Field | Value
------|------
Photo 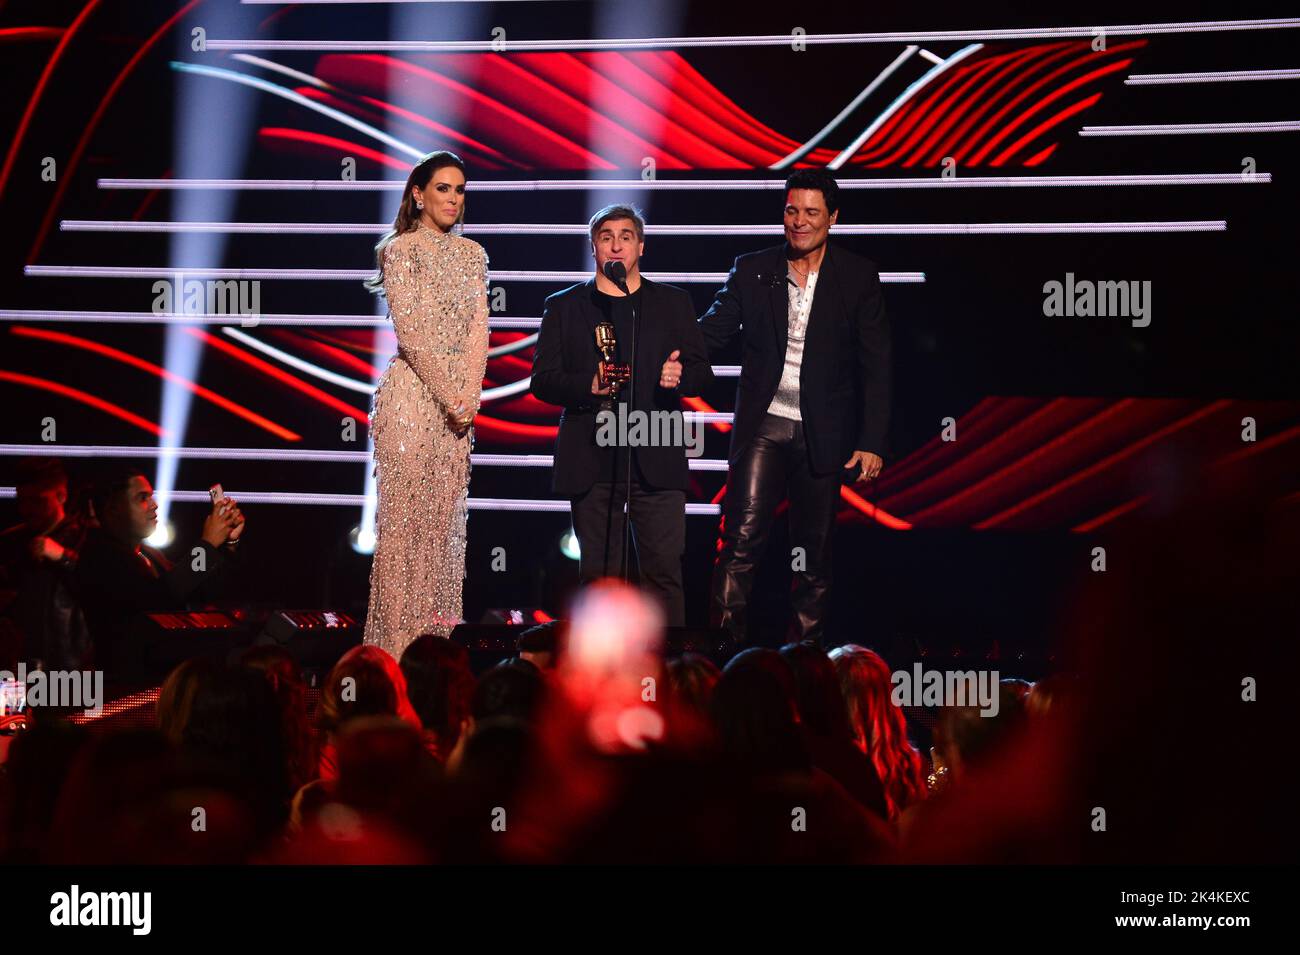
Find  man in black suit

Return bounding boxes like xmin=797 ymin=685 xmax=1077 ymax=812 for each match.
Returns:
xmin=699 ymin=169 xmax=891 ymax=646
xmin=531 ymin=204 xmax=714 ymax=626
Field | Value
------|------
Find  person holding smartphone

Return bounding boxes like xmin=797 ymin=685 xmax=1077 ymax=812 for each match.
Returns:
xmin=76 ymin=465 xmax=244 ymax=680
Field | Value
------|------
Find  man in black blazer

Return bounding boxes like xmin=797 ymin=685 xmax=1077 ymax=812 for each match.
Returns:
xmin=699 ymin=169 xmax=891 ymax=646
xmin=531 ymin=204 xmax=714 ymax=626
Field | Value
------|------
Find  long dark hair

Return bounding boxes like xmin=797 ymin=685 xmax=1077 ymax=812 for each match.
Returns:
xmin=710 ymin=649 xmax=809 ymax=775
xmin=240 ymin=645 xmax=316 ymax=794
xmin=364 ymin=150 xmax=466 ymax=294
xmin=829 ymin=645 xmax=927 ymax=820
xmin=779 ymin=641 xmax=854 ymax=741
xmin=399 ymin=634 xmax=477 ymax=755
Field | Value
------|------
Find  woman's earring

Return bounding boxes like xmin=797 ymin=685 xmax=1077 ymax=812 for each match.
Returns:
xmin=415 ymin=199 xmax=424 ymax=210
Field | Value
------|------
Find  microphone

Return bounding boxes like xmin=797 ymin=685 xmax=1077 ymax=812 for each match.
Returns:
xmin=602 ymin=259 xmax=629 ymax=291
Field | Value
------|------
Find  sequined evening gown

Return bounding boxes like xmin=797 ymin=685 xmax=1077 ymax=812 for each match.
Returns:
xmin=364 ymin=222 xmax=490 ymax=658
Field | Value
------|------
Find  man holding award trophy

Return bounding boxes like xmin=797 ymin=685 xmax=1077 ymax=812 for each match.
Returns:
xmin=531 ymin=205 xmax=714 ymax=627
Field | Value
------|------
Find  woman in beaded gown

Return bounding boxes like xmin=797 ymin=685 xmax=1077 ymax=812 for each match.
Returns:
xmin=362 ymin=151 xmax=490 ymax=658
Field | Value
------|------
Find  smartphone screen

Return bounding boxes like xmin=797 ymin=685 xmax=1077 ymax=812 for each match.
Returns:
xmin=0 ymin=680 xmax=26 ymax=717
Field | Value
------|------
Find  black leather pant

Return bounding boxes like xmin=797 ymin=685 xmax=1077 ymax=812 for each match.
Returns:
xmin=710 ymin=413 xmax=841 ymax=645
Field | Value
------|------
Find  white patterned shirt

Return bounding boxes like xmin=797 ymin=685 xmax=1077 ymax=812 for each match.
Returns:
xmin=766 ymin=263 xmax=819 ymax=421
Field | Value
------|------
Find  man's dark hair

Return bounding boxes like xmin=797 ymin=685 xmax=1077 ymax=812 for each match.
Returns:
xmin=517 ymin=620 xmax=559 ymax=655
xmin=710 ymin=648 xmax=810 ymax=775
xmin=784 ymin=168 xmax=840 ymax=216
xmin=15 ymin=457 xmax=67 ymax=493
xmin=400 ymin=635 xmax=476 ymax=750
xmin=471 ymin=659 xmax=543 ymax=725
xmin=779 ymin=640 xmax=854 ymax=741
xmin=89 ymin=464 xmax=147 ymax=520
xmin=588 ymin=203 xmax=646 ymax=244
xmin=665 ymin=653 xmax=720 ymax=711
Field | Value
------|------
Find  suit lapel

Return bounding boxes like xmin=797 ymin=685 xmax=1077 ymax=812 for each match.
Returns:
xmin=767 ymin=250 xmax=789 ymax=357
xmin=584 ymin=278 xmax=603 ymax=335
xmin=631 ymin=279 xmax=652 ymax=403
xmin=801 ymin=243 xmax=836 ymax=366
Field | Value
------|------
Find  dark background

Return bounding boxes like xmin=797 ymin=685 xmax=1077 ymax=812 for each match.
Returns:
xmin=2 ymin=1 xmax=1296 ymax=658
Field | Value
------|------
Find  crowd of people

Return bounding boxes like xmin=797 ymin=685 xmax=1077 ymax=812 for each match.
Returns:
xmin=1 ymin=599 xmax=1050 ymax=863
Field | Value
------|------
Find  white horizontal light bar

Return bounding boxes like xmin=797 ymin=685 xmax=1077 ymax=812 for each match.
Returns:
xmin=202 ymin=19 xmax=1300 ymax=52
xmin=1080 ymin=121 xmax=1300 ymax=135
xmin=96 ymin=173 xmax=1273 ymax=191
xmin=20 ymin=265 xmax=927 ymax=284
xmin=1126 ymin=69 xmax=1300 ymax=84
xmin=60 ymin=219 xmax=1229 ymax=235
xmin=0 ymin=486 xmax=723 ymax=513
xmin=0 ymin=444 xmax=733 ymax=469
xmin=0 ymin=309 xmax=545 ymax=329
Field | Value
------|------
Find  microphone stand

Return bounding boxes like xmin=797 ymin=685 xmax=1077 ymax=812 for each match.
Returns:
xmin=596 ymin=264 xmax=638 ymax=588
xmin=593 ymin=321 xmax=620 ymax=581
xmin=620 ymin=281 xmax=638 ymax=585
